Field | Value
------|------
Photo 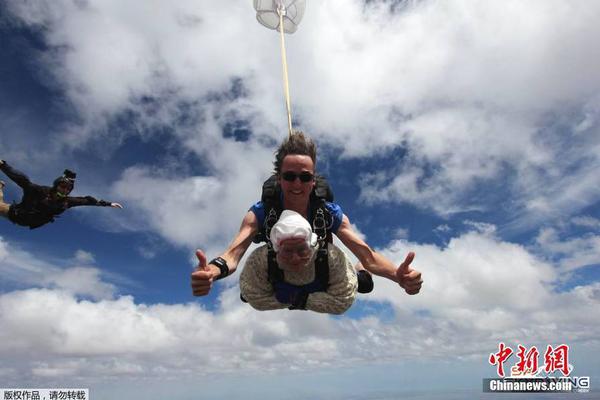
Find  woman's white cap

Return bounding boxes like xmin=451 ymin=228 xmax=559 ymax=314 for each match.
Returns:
xmin=270 ymin=210 xmax=318 ymax=252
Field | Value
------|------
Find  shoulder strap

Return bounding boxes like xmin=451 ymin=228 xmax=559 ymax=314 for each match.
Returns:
xmin=313 ymin=243 xmax=330 ymax=291
xmin=267 ymin=248 xmax=284 ymax=285
xmin=310 ymin=174 xmax=334 ymax=243
xmin=254 ymin=174 xmax=335 ymax=244
xmin=310 ymin=200 xmax=333 ymax=244
xmin=253 ymin=175 xmax=283 ymax=244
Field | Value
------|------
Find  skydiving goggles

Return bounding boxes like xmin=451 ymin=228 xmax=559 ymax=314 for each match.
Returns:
xmin=281 ymin=171 xmax=314 ymax=183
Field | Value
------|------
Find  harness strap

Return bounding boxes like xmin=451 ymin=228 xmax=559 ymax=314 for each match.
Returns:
xmin=314 ymin=244 xmax=329 ymax=289
xmin=267 ymin=247 xmax=284 ymax=285
xmin=255 ymin=174 xmax=333 ymax=302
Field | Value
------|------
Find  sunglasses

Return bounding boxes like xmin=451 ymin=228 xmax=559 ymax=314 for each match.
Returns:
xmin=281 ymin=171 xmax=314 ymax=183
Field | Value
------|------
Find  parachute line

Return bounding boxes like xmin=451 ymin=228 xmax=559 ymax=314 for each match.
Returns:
xmin=254 ymin=0 xmax=306 ymax=138
xmin=278 ymin=5 xmax=294 ymax=137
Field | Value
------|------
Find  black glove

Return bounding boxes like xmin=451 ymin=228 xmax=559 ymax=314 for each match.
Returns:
xmin=357 ymin=270 xmax=374 ymax=293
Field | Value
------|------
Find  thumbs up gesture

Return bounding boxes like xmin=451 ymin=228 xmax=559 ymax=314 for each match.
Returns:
xmin=191 ymin=250 xmax=220 ymax=296
xmin=396 ymin=252 xmax=423 ymax=295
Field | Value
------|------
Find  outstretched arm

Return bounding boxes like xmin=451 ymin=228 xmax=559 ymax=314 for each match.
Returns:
xmin=67 ymin=196 xmax=123 ymax=208
xmin=336 ymin=214 xmax=396 ymax=279
xmin=191 ymin=210 xmax=259 ymax=296
xmin=336 ymin=214 xmax=423 ymax=295
xmin=0 ymin=160 xmax=33 ymax=189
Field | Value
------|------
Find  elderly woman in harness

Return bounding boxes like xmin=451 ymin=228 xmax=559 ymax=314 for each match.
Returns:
xmin=191 ymin=131 xmax=423 ymax=302
xmin=240 ymin=209 xmax=357 ymax=314
xmin=0 ymin=159 xmax=123 ymax=229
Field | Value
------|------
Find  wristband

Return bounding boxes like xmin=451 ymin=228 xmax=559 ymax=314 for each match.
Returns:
xmin=209 ymin=257 xmax=229 ymax=280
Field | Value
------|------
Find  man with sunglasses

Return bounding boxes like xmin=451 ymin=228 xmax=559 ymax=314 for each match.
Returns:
xmin=191 ymin=131 xmax=423 ymax=299
xmin=0 ymin=159 xmax=123 ymax=229
xmin=240 ymin=209 xmax=357 ymax=313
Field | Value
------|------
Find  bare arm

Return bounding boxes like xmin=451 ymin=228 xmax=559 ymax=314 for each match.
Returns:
xmin=336 ymin=214 xmax=423 ymax=295
xmin=191 ymin=211 xmax=259 ymax=296
xmin=336 ymin=214 xmax=397 ymax=280
xmin=221 ymin=211 xmax=259 ymax=274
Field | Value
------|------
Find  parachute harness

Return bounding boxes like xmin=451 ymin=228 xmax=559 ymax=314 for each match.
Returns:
xmin=246 ymin=174 xmax=333 ymax=309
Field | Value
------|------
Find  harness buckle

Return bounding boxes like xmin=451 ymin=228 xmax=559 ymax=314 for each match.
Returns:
xmin=313 ymin=208 xmax=332 ymax=243
xmin=264 ymin=208 xmax=279 ymax=244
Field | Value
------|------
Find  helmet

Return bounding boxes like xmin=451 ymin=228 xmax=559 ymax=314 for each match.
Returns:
xmin=53 ymin=169 xmax=76 ymax=194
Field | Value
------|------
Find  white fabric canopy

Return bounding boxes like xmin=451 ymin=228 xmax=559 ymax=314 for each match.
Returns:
xmin=253 ymin=0 xmax=306 ymax=34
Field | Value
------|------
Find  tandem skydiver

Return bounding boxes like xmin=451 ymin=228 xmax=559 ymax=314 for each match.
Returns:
xmin=0 ymin=159 xmax=123 ymax=229
xmin=191 ymin=131 xmax=423 ymax=306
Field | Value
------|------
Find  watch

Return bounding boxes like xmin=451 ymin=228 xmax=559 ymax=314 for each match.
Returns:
xmin=209 ymin=257 xmax=229 ymax=280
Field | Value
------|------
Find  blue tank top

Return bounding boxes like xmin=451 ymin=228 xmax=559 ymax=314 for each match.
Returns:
xmin=249 ymin=200 xmax=344 ymax=234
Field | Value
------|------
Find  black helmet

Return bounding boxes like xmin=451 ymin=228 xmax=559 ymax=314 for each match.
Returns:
xmin=53 ymin=169 xmax=76 ymax=192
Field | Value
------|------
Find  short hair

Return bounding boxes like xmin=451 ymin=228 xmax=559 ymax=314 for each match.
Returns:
xmin=273 ymin=131 xmax=317 ymax=174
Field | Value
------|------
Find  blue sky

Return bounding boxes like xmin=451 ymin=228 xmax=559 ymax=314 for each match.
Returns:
xmin=1 ymin=0 xmax=599 ymax=399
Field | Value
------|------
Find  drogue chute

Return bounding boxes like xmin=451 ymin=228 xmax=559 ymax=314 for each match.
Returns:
xmin=253 ymin=0 xmax=306 ymax=34
xmin=253 ymin=0 xmax=306 ymax=137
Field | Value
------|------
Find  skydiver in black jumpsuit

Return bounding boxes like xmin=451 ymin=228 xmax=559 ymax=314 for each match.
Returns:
xmin=0 ymin=159 xmax=123 ymax=229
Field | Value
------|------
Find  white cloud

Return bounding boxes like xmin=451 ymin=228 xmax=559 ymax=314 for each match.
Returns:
xmin=6 ymin=0 xmax=261 ymax=117
xmin=0 ymin=237 xmax=116 ymax=300
xmin=73 ymin=249 xmax=95 ymax=264
xmin=110 ymin=153 xmax=269 ymax=250
xmin=1 ymin=225 xmax=599 ymax=385
xmin=434 ymin=224 xmax=451 ymax=233
xmin=393 ymin=227 xmax=410 ymax=240
xmin=535 ymin=227 xmax=600 ymax=272
xmin=463 ymin=220 xmax=497 ymax=235
xmin=41 ymin=267 xmax=115 ymax=300
xmin=372 ymin=229 xmax=557 ymax=313
xmin=3 ymin=0 xmax=600 ymax=238
xmin=571 ymin=215 xmax=600 ymax=230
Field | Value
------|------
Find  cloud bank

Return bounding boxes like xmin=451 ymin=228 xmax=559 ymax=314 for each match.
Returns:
xmin=1 ymin=224 xmax=599 ymax=384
